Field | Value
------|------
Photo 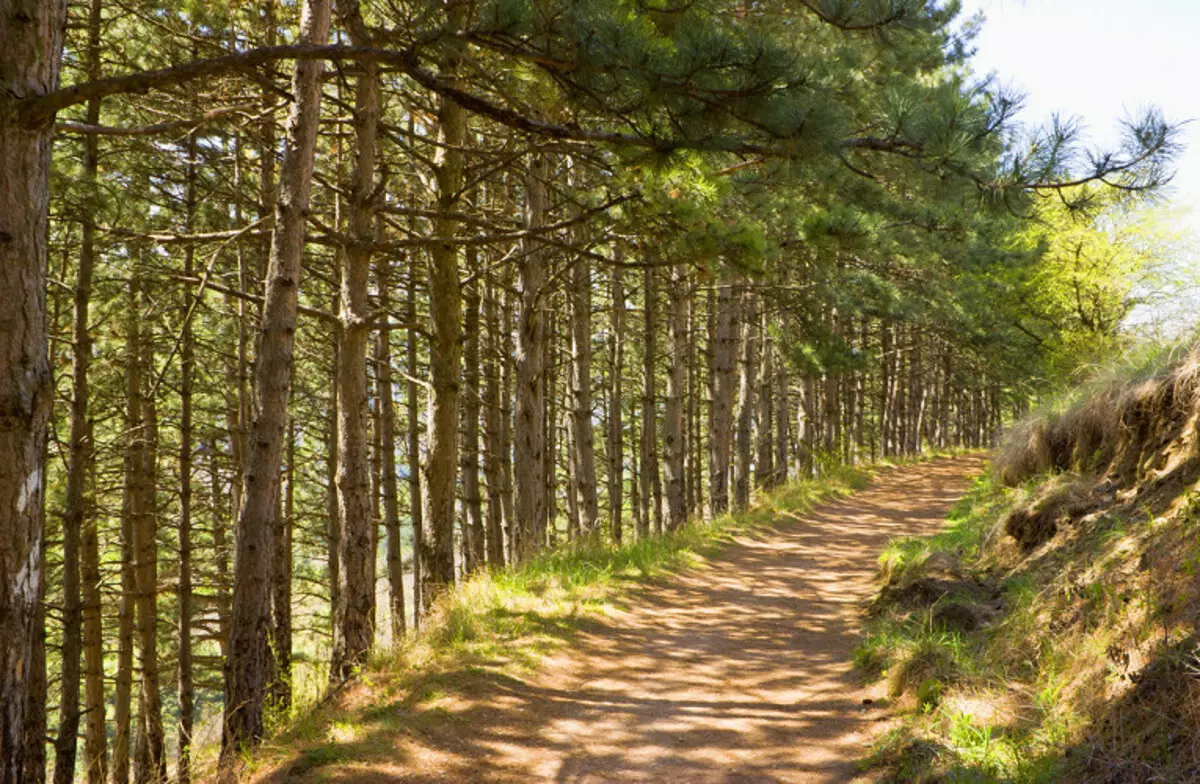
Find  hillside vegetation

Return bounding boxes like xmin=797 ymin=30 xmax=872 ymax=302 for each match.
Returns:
xmin=858 ymin=342 xmax=1200 ymax=782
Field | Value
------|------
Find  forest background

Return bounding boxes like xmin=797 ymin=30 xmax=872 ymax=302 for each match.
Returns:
xmin=0 ymin=0 xmax=1194 ymax=782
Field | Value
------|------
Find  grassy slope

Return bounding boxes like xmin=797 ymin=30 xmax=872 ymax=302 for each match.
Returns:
xmin=227 ymin=462 xmax=898 ymax=781
xmin=858 ymin=366 xmax=1200 ymax=784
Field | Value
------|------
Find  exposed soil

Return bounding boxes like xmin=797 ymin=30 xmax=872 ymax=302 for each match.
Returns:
xmin=274 ymin=456 xmax=985 ymax=783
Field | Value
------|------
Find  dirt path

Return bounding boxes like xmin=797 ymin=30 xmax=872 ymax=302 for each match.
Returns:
xmin=289 ymin=456 xmax=984 ymax=783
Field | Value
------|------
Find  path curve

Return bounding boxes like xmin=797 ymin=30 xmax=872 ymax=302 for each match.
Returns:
xmin=293 ymin=455 xmax=984 ymax=783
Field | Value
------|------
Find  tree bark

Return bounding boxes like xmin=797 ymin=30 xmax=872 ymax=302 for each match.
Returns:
xmin=376 ymin=265 xmax=406 ymax=642
xmin=664 ymin=264 xmax=689 ymax=530
xmin=734 ymin=294 xmax=759 ymax=511
xmin=755 ymin=313 xmax=775 ymax=490
xmin=175 ymin=123 xmax=198 ymax=784
xmin=482 ymin=275 xmax=506 ymax=567
xmin=0 ymin=0 xmax=63 ymax=775
xmin=23 ymin=536 xmax=46 ymax=784
xmin=271 ymin=421 xmax=294 ymax=708
xmin=405 ymin=276 xmax=423 ymax=627
xmin=113 ymin=274 xmax=141 ymax=784
xmin=514 ymin=154 xmax=549 ymax=559
xmin=708 ymin=282 xmax=740 ymax=516
xmin=461 ymin=273 xmax=484 ymax=570
xmin=133 ymin=345 xmax=165 ymax=784
xmin=640 ymin=264 xmax=660 ymax=537
xmin=332 ymin=0 xmax=380 ymax=677
xmin=420 ymin=0 xmax=469 ymax=607
xmin=57 ymin=0 xmax=102 ymax=774
xmin=567 ymin=190 xmax=599 ymax=537
xmin=223 ymin=0 xmax=330 ymax=756
xmin=606 ymin=263 xmax=625 ymax=545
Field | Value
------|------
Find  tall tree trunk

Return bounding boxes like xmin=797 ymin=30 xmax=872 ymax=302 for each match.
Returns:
xmin=640 ymin=264 xmax=660 ymax=536
xmin=332 ymin=0 xmax=380 ymax=676
xmin=24 ymin=529 xmax=46 ymax=783
xmin=113 ymin=275 xmax=142 ymax=784
xmin=708 ymin=282 xmax=740 ymax=516
xmin=24 ymin=539 xmax=46 ymax=784
xmin=734 ymin=295 xmax=759 ymax=511
xmin=567 ymin=203 xmax=599 ymax=537
xmin=58 ymin=0 xmax=103 ymax=773
xmin=326 ymin=322 xmax=341 ymax=643
xmin=482 ymin=275 xmax=506 ymax=567
xmin=0 ymin=0 xmax=64 ymax=775
xmin=664 ymin=264 xmax=689 ymax=531
xmin=461 ymin=273 xmax=484 ymax=571
xmin=500 ymin=269 xmax=517 ymax=558
xmin=405 ymin=273 xmax=423 ymax=627
xmin=775 ymin=349 xmax=790 ymax=487
xmin=376 ymin=266 xmax=406 ymax=642
xmin=271 ymin=421 xmax=294 ymax=707
xmin=175 ymin=124 xmax=198 ymax=784
xmin=421 ymin=0 xmax=469 ymax=607
xmin=544 ymin=307 xmax=559 ymax=547
xmin=606 ymin=263 xmax=625 ymax=545
xmin=223 ymin=0 xmax=330 ymax=756
xmin=514 ymin=154 xmax=549 ymax=559
xmin=686 ymin=285 xmax=702 ymax=518
xmin=755 ymin=313 xmax=774 ymax=491
xmin=134 ymin=350 xmax=165 ymax=784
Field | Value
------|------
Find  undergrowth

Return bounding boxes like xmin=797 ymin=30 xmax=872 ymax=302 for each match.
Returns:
xmin=859 ymin=460 xmax=1200 ymax=783
xmin=231 ymin=462 xmax=877 ymax=781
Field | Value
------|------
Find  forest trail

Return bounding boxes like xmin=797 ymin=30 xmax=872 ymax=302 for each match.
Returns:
xmin=280 ymin=456 xmax=985 ymax=783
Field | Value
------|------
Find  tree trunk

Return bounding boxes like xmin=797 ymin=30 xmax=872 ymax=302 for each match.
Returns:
xmin=57 ymin=0 xmax=102 ymax=773
xmin=500 ymin=270 xmax=517 ymax=558
xmin=113 ymin=275 xmax=142 ymax=784
xmin=420 ymin=0 xmax=469 ymax=607
xmin=0 ymin=0 xmax=63 ymax=774
xmin=567 ymin=200 xmax=599 ymax=537
xmin=271 ymin=421 xmax=294 ymax=708
xmin=405 ymin=274 xmax=423 ymax=627
xmin=545 ymin=307 xmax=559 ymax=547
xmin=175 ymin=124 xmax=198 ymax=784
xmin=664 ymin=264 xmax=689 ymax=530
xmin=461 ymin=273 xmax=484 ymax=571
xmin=734 ymin=295 xmax=759 ymax=511
xmin=24 ymin=537 xmax=46 ymax=784
xmin=332 ymin=0 xmax=380 ymax=676
xmin=482 ymin=275 xmax=506 ymax=567
xmin=134 ymin=349 xmax=165 ymax=784
xmin=376 ymin=266 xmax=406 ymax=642
xmin=640 ymin=264 xmax=660 ymax=536
xmin=514 ymin=154 xmax=549 ymax=559
xmin=606 ymin=263 xmax=625 ymax=544
xmin=775 ymin=349 xmax=790 ymax=486
xmin=708 ymin=282 xmax=740 ymax=516
xmin=755 ymin=312 xmax=775 ymax=491
xmin=224 ymin=0 xmax=330 ymax=756
xmin=326 ymin=325 xmax=341 ymax=642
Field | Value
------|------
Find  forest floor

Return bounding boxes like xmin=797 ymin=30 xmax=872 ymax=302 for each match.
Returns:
xmin=261 ymin=455 xmax=984 ymax=783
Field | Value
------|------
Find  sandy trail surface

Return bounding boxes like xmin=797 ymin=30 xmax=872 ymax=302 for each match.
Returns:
xmin=279 ymin=456 xmax=984 ymax=783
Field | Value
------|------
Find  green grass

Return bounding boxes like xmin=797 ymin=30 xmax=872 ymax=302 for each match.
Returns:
xmin=857 ymin=472 xmax=1084 ymax=783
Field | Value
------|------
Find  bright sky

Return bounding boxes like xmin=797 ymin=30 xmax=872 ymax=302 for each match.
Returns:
xmin=959 ymin=0 xmax=1200 ymax=332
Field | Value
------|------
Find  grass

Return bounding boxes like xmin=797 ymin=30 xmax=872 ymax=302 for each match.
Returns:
xmin=231 ymin=461 xmax=878 ymax=781
xmin=858 ymin=452 xmax=1200 ymax=783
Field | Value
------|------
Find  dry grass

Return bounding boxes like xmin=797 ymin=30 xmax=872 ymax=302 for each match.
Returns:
xmin=995 ymin=342 xmax=1200 ymax=490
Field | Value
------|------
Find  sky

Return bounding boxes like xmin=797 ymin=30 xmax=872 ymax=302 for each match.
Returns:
xmin=958 ymin=0 xmax=1200 ymax=202
xmin=958 ymin=0 xmax=1200 ymax=331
